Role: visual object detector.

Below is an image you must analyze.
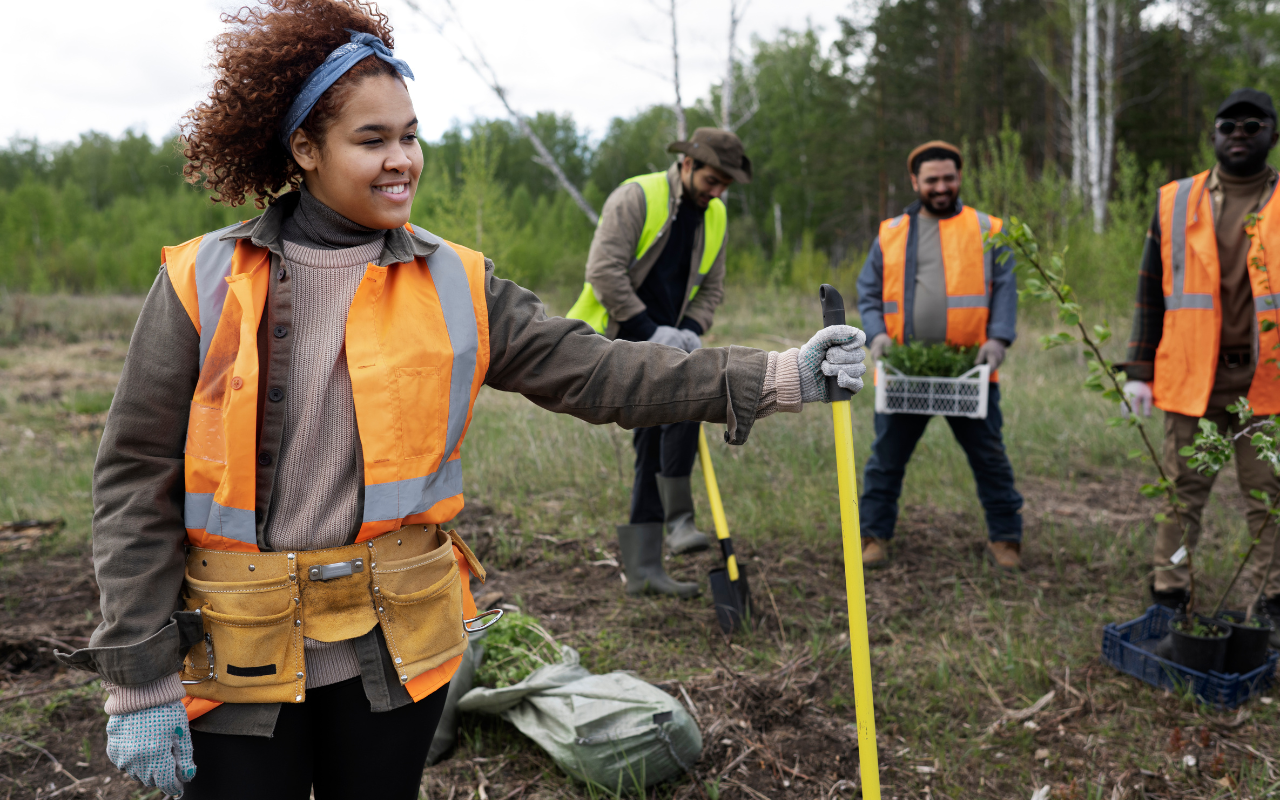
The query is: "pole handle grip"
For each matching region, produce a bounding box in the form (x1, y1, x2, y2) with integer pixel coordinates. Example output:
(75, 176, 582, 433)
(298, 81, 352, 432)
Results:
(820, 284, 852, 402)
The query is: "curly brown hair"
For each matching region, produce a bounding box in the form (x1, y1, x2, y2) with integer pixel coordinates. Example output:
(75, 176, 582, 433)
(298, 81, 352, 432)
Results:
(181, 0, 402, 208)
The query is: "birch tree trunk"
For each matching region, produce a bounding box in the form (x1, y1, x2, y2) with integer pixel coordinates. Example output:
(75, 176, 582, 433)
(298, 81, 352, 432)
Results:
(670, 0, 687, 141)
(1101, 0, 1118, 215)
(1086, 0, 1103, 232)
(1070, 0, 1084, 195)
(722, 2, 736, 130)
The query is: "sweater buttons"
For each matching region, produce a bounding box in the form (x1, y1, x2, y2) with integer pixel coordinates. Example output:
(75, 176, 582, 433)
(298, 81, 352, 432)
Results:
(268, 387, 284, 403)
(230, 376, 244, 390)
(274, 325, 288, 338)
(258, 452, 273, 466)
(278, 268, 287, 281)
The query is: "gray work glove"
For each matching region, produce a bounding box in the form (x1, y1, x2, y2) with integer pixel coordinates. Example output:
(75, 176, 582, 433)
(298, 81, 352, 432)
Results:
(1121, 380, 1153, 419)
(868, 332, 893, 363)
(975, 339, 1007, 371)
(648, 325, 687, 350)
(678, 329, 702, 352)
(799, 325, 867, 402)
(106, 701, 197, 797)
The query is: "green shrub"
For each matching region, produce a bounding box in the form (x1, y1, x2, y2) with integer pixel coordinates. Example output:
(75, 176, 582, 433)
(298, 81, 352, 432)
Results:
(473, 610, 561, 688)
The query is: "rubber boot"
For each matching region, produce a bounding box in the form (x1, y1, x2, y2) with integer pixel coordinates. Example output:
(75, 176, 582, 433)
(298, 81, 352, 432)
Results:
(617, 523, 700, 598)
(655, 474, 712, 555)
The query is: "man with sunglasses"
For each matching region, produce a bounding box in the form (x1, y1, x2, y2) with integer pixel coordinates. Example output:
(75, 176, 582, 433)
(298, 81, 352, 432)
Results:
(1120, 89, 1280, 635)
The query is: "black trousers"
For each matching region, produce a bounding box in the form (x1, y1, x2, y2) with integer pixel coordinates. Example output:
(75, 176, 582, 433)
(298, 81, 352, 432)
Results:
(630, 420, 701, 524)
(184, 678, 449, 799)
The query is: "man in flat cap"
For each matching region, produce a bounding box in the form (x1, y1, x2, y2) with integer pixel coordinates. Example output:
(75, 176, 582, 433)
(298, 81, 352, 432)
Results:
(1119, 89, 1280, 635)
(856, 141, 1023, 570)
(568, 127, 752, 598)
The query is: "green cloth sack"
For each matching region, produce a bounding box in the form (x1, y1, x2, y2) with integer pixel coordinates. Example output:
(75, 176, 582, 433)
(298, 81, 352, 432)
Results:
(457, 646, 702, 791)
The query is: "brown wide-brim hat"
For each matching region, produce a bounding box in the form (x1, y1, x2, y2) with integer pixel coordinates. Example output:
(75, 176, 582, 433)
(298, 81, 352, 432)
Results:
(668, 128, 753, 184)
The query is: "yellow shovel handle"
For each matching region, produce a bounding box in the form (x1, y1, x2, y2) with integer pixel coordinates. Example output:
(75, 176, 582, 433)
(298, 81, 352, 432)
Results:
(697, 425, 739, 582)
(832, 399, 880, 800)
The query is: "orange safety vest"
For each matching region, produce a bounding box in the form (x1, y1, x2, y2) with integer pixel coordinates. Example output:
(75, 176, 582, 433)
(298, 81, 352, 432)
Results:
(1153, 170, 1280, 417)
(877, 205, 1002, 378)
(164, 222, 490, 718)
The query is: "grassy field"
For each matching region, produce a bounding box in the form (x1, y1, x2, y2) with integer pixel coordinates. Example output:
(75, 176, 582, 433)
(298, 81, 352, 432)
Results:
(0, 286, 1276, 800)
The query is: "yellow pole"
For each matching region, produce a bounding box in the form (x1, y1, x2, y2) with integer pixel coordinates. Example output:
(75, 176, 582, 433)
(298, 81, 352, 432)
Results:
(833, 397, 881, 798)
(697, 425, 739, 582)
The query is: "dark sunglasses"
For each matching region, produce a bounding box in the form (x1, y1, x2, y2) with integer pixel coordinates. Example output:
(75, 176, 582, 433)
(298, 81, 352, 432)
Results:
(1215, 118, 1272, 136)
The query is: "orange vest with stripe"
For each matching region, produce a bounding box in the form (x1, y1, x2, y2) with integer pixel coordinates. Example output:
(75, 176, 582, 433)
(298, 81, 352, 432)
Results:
(164, 222, 490, 714)
(1153, 170, 1280, 416)
(877, 206, 1002, 378)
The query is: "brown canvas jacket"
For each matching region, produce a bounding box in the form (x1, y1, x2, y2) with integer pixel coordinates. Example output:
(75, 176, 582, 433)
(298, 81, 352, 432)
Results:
(584, 162, 728, 338)
(56, 195, 766, 734)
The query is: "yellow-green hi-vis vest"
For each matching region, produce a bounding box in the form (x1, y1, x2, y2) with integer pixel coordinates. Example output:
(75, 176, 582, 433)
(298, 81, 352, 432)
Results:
(567, 171, 727, 334)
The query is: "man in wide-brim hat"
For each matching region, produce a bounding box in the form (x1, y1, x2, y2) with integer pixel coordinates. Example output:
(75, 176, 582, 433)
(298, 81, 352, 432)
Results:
(567, 127, 752, 598)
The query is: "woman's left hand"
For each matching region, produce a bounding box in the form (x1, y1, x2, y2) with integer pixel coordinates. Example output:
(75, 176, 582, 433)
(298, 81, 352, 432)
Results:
(798, 325, 867, 402)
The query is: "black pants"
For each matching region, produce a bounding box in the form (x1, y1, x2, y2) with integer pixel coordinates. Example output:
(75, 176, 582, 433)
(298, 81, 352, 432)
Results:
(184, 678, 449, 799)
(630, 420, 701, 524)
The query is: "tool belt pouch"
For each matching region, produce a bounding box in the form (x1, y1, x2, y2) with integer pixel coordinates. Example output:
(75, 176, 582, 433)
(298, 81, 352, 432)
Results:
(371, 525, 475, 685)
(180, 557, 304, 705)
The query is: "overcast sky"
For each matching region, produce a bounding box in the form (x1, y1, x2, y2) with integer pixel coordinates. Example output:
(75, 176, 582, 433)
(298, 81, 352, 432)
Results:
(3, 0, 854, 148)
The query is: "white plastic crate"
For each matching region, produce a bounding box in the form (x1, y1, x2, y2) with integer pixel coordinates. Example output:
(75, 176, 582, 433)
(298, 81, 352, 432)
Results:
(873, 362, 990, 419)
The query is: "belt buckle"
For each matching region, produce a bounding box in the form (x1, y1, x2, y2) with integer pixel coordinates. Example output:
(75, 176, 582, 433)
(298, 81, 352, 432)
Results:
(308, 558, 364, 581)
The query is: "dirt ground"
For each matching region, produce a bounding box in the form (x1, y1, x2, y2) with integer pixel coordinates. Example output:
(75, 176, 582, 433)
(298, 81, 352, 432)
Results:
(4, 476, 1275, 800)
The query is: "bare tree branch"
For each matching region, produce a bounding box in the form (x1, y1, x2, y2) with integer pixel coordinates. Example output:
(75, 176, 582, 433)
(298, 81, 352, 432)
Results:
(668, 0, 687, 139)
(401, 0, 599, 225)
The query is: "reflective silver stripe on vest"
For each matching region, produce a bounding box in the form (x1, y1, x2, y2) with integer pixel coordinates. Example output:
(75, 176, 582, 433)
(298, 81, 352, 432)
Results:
(1256, 293, 1280, 313)
(194, 223, 242, 369)
(976, 211, 994, 291)
(946, 295, 988, 309)
(184, 492, 256, 545)
(884, 301, 899, 314)
(1166, 177, 1214, 311)
(362, 227, 479, 524)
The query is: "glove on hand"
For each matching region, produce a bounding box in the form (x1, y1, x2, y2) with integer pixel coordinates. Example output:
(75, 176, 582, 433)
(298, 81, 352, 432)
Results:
(975, 339, 1007, 371)
(868, 333, 893, 363)
(1121, 380, 1153, 419)
(798, 325, 867, 403)
(649, 325, 688, 351)
(678, 329, 702, 352)
(106, 701, 196, 798)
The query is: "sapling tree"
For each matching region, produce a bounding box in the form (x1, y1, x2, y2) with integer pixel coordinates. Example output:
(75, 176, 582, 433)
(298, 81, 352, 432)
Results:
(985, 219, 1198, 609)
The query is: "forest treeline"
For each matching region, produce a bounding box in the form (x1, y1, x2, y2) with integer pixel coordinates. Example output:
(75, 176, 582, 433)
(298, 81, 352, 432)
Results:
(2, 0, 1278, 306)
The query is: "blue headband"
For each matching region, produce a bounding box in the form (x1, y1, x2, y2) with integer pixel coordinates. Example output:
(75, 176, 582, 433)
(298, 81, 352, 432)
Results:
(280, 30, 415, 147)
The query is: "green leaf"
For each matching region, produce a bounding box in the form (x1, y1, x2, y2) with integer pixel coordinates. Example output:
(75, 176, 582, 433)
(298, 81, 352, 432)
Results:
(1139, 483, 1165, 499)
(1251, 489, 1270, 502)
(1127, 449, 1143, 459)
(1263, 319, 1278, 332)
(1153, 513, 1168, 523)
(1178, 446, 1197, 456)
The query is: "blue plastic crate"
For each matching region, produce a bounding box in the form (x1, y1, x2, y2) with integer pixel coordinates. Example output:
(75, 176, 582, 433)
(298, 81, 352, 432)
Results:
(1101, 605, 1278, 709)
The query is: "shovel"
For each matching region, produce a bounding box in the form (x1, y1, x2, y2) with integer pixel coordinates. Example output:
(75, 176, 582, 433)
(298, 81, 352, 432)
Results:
(820, 284, 881, 799)
(698, 424, 752, 633)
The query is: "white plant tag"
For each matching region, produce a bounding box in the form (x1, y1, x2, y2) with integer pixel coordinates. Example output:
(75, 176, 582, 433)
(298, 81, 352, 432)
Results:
(1170, 545, 1188, 565)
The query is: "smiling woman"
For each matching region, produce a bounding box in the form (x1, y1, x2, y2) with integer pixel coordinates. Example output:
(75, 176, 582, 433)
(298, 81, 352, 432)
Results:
(51, 1, 870, 798)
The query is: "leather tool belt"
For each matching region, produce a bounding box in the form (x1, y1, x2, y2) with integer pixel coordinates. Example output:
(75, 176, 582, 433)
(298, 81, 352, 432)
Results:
(179, 524, 485, 704)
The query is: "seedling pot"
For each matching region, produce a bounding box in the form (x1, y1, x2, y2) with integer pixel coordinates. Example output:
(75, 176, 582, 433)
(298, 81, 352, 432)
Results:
(1169, 614, 1232, 674)
(1216, 611, 1275, 675)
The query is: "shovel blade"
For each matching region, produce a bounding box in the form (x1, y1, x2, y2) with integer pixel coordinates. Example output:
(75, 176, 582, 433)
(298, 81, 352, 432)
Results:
(709, 566, 752, 634)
